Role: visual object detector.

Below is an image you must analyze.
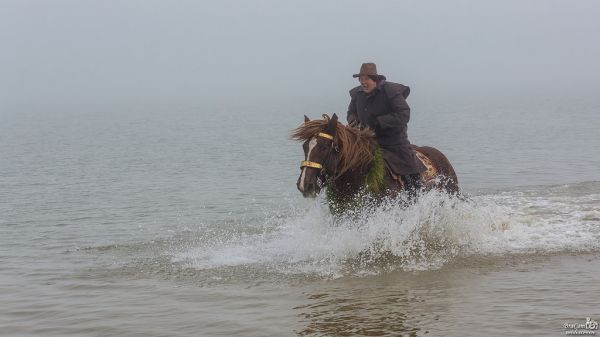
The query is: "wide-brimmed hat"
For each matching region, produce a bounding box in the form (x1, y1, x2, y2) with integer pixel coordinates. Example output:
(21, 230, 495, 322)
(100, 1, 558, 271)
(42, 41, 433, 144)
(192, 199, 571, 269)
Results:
(353, 62, 383, 78)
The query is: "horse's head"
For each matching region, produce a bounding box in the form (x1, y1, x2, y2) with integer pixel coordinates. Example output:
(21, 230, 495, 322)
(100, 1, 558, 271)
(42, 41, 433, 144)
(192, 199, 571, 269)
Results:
(295, 114, 340, 198)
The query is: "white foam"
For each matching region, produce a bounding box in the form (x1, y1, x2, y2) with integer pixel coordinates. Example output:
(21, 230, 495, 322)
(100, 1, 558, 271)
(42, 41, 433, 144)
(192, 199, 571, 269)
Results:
(173, 187, 600, 277)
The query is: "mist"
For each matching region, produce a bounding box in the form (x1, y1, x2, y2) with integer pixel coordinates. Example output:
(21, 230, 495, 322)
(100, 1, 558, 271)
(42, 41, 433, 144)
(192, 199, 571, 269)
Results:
(1, 0, 599, 113)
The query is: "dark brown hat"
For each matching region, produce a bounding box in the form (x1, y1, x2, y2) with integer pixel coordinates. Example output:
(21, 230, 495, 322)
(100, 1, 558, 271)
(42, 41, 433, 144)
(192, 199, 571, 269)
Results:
(353, 62, 381, 78)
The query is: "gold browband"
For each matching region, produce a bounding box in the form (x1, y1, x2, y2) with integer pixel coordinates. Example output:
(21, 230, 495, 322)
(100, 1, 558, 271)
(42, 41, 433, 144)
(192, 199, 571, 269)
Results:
(318, 132, 334, 140)
(300, 161, 323, 169)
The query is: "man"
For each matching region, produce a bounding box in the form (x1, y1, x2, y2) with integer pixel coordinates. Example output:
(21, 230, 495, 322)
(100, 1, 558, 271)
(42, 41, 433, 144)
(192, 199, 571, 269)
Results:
(347, 62, 425, 194)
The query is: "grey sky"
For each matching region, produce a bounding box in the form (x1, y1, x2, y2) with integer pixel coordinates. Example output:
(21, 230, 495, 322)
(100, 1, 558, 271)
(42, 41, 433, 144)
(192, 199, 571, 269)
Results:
(1, 0, 599, 111)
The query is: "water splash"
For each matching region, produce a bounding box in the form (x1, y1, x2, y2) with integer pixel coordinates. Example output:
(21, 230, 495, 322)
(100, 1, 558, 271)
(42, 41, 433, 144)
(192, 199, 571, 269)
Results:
(172, 184, 600, 277)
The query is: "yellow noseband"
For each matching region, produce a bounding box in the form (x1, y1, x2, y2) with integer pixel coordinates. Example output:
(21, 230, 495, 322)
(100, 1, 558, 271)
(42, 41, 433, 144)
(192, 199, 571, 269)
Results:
(300, 161, 323, 169)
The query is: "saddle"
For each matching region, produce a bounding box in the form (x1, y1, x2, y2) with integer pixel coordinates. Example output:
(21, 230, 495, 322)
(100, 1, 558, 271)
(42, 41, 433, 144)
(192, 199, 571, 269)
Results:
(385, 150, 438, 188)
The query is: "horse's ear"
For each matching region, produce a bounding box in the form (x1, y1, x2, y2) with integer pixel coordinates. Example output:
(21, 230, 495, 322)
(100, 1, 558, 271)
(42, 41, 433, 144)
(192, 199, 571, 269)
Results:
(304, 115, 310, 123)
(326, 113, 338, 135)
(331, 113, 338, 123)
(330, 114, 338, 129)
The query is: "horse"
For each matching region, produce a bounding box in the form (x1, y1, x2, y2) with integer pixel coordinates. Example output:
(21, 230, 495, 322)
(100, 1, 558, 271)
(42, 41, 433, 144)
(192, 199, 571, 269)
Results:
(291, 113, 459, 209)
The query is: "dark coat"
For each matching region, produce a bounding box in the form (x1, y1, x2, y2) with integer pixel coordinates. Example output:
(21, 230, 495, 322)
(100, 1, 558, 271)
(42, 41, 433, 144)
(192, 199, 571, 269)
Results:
(347, 81, 426, 176)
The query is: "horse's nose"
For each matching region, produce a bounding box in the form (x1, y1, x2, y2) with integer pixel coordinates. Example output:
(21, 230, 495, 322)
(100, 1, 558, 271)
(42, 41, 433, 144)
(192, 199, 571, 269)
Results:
(297, 177, 304, 192)
(302, 183, 317, 198)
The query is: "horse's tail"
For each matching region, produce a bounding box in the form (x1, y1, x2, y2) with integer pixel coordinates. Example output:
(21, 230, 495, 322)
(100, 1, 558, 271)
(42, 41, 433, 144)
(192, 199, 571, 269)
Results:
(415, 146, 460, 195)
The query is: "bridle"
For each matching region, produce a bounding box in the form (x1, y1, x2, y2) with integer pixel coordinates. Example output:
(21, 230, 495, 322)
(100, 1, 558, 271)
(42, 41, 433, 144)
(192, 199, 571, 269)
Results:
(300, 132, 335, 173)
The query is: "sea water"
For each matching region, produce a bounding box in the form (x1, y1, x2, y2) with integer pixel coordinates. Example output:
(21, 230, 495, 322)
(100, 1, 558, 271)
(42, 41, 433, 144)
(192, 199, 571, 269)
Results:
(1, 96, 599, 336)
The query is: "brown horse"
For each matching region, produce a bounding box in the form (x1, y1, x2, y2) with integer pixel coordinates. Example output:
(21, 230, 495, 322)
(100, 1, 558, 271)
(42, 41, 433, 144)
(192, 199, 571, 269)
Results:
(291, 114, 459, 205)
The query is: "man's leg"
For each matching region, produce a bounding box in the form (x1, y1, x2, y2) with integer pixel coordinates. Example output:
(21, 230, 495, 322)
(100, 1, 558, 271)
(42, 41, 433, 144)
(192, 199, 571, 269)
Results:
(403, 173, 422, 200)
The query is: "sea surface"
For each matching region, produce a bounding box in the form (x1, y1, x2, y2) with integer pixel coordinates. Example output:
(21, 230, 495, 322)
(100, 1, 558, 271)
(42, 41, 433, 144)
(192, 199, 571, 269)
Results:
(1, 95, 599, 336)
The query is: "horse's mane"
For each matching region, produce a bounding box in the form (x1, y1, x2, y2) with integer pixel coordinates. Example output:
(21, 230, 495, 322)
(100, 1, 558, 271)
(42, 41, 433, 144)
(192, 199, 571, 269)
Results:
(290, 118, 377, 177)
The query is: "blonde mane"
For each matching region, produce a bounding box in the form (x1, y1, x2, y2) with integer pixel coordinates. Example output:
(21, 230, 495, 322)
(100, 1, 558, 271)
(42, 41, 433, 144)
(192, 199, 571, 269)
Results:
(290, 117, 377, 177)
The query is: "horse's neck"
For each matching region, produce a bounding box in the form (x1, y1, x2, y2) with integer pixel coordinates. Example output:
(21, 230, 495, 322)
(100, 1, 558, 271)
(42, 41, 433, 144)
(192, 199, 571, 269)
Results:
(330, 156, 374, 196)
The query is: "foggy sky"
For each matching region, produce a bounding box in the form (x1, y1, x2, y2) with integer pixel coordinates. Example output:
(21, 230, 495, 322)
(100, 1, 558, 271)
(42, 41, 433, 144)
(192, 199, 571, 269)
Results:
(1, 0, 599, 111)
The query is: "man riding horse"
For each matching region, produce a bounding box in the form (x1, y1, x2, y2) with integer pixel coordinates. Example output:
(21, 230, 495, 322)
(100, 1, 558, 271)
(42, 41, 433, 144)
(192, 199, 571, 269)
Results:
(347, 62, 425, 195)
(293, 63, 458, 206)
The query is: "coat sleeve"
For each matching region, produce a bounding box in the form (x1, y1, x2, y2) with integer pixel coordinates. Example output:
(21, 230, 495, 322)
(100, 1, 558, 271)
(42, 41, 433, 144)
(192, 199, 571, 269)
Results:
(374, 84, 411, 131)
(347, 88, 359, 125)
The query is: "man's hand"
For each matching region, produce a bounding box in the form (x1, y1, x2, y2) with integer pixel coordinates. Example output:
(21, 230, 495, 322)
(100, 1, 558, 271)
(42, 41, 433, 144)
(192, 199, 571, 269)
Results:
(348, 119, 363, 129)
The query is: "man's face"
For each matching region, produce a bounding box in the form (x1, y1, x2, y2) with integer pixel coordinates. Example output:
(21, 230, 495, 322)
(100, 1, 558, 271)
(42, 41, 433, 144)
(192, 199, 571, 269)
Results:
(359, 75, 377, 94)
